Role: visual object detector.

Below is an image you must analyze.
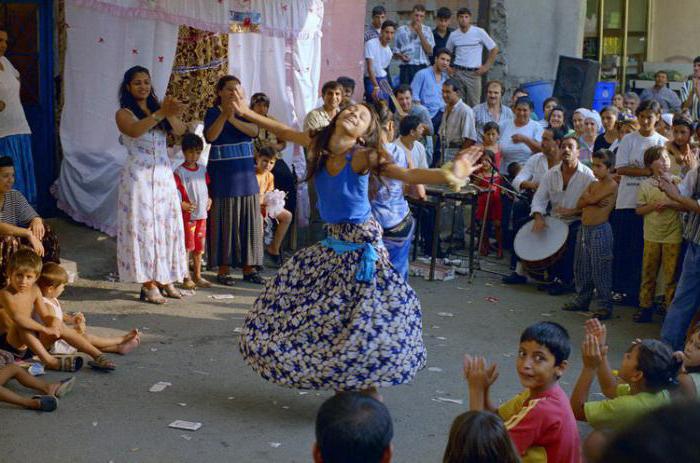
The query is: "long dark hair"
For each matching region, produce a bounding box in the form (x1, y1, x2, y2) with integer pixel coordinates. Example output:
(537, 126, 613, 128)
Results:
(305, 102, 389, 182)
(443, 411, 520, 463)
(214, 75, 241, 106)
(118, 65, 172, 132)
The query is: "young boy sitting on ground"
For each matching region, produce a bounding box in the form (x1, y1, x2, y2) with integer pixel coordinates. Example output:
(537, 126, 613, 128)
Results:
(0, 364, 74, 412)
(464, 321, 580, 463)
(255, 146, 293, 267)
(562, 149, 618, 319)
(0, 249, 116, 371)
(570, 318, 681, 461)
(38, 262, 140, 355)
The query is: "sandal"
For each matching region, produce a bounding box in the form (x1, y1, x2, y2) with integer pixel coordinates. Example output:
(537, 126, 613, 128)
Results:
(591, 307, 613, 321)
(194, 278, 212, 289)
(181, 279, 196, 290)
(633, 307, 654, 323)
(32, 395, 58, 412)
(52, 355, 84, 372)
(216, 274, 237, 286)
(159, 284, 182, 299)
(53, 377, 76, 398)
(140, 286, 166, 304)
(243, 272, 266, 285)
(88, 354, 116, 372)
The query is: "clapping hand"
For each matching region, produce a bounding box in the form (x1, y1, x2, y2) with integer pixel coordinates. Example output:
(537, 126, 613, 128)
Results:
(582, 333, 604, 370)
(464, 354, 499, 390)
(231, 83, 249, 116)
(160, 96, 184, 118)
(585, 318, 608, 356)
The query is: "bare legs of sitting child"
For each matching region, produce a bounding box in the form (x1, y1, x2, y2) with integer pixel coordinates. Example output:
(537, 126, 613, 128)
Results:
(266, 208, 292, 260)
(0, 364, 74, 411)
(84, 328, 140, 355)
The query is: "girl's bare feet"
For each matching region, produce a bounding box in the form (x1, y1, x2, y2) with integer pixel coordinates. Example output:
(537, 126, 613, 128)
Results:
(117, 330, 140, 355)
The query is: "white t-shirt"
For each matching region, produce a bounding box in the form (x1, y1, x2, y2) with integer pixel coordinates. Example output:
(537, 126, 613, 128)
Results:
(445, 26, 497, 68)
(615, 131, 667, 209)
(499, 120, 544, 174)
(395, 138, 428, 169)
(0, 56, 31, 138)
(364, 38, 392, 78)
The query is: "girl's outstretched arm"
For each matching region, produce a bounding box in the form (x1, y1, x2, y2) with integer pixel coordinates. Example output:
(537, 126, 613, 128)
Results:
(232, 86, 311, 147)
(378, 145, 483, 187)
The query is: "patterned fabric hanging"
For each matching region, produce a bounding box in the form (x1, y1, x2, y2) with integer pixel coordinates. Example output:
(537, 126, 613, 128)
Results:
(165, 26, 229, 135)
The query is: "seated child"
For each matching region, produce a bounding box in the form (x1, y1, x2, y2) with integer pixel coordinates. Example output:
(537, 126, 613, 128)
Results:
(678, 322, 700, 400)
(255, 146, 293, 267)
(0, 249, 116, 371)
(38, 263, 140, 355)
(174, 133, 212, 289)
(562, 149, 618, 319)
(570, 319, 681, 461)
(464, 321, 581, 463)
(473, 150, 503, 257)
(0, 364, 74, 412)
(442, 410, 519, 463)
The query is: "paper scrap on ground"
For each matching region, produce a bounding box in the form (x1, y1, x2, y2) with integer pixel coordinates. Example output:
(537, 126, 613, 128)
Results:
(233, 327, 243, 333)
(485, 282, 494, 287)
(427, 367, 443, 372)
(435, 336, 447, 341)
(540, 312, 553, 317)
(169, 420, 202, 431)
(209, 294, 235, 300)
(437, 312, 454, 317)
(484, 296, 500, 303)
(269, 442, 282, 448)
(149, 381, 172, 392)
(432, 397, 464, 405)
(181, 434, 192, 441)
(178, 403, 187, 407)
(180, 289, 195, 297)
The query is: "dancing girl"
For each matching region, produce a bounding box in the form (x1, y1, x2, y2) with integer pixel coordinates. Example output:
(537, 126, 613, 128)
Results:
(231, 83, 482, 396)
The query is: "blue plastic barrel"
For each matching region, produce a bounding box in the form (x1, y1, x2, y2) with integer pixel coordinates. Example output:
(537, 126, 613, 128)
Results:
(521, 80, 554, 120)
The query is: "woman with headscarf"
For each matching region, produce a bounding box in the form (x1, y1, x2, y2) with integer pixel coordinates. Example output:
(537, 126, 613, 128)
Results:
(578, 109, 601, 165)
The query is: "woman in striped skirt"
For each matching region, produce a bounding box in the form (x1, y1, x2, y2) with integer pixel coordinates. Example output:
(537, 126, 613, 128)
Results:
(204, 76, 264, 285)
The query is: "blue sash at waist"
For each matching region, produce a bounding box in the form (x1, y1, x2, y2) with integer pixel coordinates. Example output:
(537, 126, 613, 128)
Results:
(320, 237, 379, 282)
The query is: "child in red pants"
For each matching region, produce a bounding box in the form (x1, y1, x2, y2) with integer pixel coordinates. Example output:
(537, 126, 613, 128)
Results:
(474, 150, 503, 257)
(175, 133, 212, 289)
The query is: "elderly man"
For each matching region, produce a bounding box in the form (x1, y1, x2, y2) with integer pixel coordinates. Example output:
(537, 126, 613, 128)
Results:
(394, 4, 434, 86)
(623, 92, 641, 114)
(473, 80, 514, 141)
(438, 78, 477, 165)
(640, 71, 681, 113)
(445, 7, 499, 107)
(529, 135, 595, 295)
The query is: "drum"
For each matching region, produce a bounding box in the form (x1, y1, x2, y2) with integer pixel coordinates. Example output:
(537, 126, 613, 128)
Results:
(514, 216, 569, 280)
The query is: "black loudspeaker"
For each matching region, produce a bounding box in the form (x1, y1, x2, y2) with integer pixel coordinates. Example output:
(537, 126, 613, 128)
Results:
(552, 56, 600, 113)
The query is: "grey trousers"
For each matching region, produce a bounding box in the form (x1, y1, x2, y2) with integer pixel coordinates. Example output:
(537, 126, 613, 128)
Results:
(452, 68, 482, 107)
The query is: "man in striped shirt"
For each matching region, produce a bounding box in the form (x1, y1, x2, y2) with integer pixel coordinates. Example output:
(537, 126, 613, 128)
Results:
(660, 166, 700, 350)
(680, 56, 700, 121)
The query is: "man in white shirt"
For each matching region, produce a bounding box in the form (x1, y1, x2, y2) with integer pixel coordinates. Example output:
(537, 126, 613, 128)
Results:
(439, 79, 477, 166)
(529, 135, 595, 295)
(445, 7, 499, 107)
(364, 20, 396, 103)
(304, 81, 343, 133)
(394, 115, 429, 169)
(504, 127, 564, 284)
(394, 4, 435, 86)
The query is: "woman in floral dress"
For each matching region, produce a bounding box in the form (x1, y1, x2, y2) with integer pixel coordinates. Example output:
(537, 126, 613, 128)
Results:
(115, 66, 188, 304)
(232, 85, 482, 395)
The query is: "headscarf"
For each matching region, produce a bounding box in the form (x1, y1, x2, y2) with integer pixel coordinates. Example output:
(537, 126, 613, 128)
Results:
(576, 108, 602, 134)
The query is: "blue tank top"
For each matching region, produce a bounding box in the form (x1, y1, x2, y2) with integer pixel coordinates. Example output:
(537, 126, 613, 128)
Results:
(314, 148, 372, 224)
(371, 143, 410, 229)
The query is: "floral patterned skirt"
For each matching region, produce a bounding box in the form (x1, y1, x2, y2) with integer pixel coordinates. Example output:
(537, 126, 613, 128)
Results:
(239, 218, 426, 390)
